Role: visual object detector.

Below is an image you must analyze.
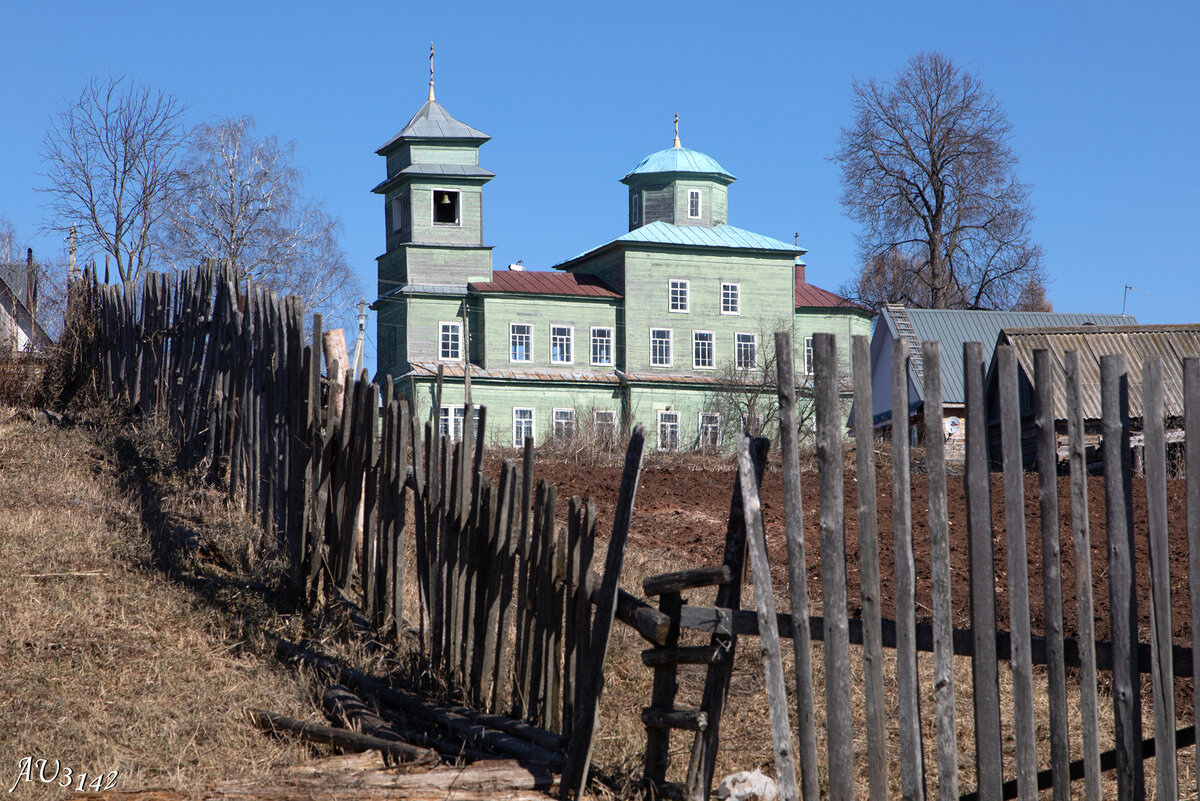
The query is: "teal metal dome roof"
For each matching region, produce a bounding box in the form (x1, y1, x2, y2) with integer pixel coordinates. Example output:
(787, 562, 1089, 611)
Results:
(621, 146, 735, 184)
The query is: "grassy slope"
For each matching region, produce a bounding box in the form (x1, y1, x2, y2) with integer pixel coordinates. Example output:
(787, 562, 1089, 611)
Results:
(0, 408, 316, 799)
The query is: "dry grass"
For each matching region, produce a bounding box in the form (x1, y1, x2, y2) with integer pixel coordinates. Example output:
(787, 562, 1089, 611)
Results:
(0, 407, 322, 799)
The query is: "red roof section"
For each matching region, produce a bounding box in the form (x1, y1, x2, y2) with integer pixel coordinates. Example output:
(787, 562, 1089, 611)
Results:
(470, 270, 621, 298)
(794, 265, 869, 310)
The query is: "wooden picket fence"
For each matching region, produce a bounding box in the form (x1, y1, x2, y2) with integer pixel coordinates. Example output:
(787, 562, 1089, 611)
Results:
(73, 261, 646, 798)
(629, 331, 1200, 801)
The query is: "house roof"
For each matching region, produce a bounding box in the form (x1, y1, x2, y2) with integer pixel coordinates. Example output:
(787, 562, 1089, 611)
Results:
(794, 266, 870, 311)
(469, 270, 621, 298)
(621, 146, 735, 184)
(376, 99, 490, 153)
(882, 306, 1136, 405)
(994, 324, 1200, 420)
(554, 221, 797, 268)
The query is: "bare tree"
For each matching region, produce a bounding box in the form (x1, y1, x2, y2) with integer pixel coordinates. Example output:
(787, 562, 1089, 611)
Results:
(41, 77, 187, 285)
(834, 53, 1047, 311)
(705, 322, 817, 450)
(158, 116, 359, 320)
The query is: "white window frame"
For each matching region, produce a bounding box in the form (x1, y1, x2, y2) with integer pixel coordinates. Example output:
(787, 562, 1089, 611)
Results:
(669, 279, 690, 313)
(510, 323, 533, 363)
(552, 408, 576, 440)
(692, 330, 715, 370)
(439, 321, 462, 361)
(512, 407, 535, 447)
(650, 328, 673, 367)
(721, 282, 740, 315)
(735, 332, 758, 369)
(657, 410, 681, 452)
(440, 404, 466, 441)
(593, 409, 617, 437)
(804, 336, 815, 376)
(699, 411, 721, 452)
(590, 326, 613, 366)
(687, 188, 701, 219)
(550, 324, 574, 365)
(631, 192, 641, 225)
(431, 187, 461, 226)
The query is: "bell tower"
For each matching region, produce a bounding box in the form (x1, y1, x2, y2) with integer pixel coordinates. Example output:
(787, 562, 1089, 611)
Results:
(374, 47, 494, 297)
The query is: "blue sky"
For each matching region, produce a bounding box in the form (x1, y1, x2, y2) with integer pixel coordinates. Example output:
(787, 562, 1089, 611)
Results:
(3, 1, 1197, 368)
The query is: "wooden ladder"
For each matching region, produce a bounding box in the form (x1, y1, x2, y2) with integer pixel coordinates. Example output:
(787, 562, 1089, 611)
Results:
(886, 303, 925, 383)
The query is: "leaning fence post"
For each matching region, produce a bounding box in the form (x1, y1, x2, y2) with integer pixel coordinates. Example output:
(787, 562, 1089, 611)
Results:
(1185, 357, 1200, 800)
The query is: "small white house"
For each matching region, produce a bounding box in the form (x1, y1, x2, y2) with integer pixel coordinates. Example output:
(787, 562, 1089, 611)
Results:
(0, 260, 52, 355)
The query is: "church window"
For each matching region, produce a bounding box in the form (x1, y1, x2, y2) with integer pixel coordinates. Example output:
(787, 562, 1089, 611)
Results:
(669, 279, 689, 312)
(510, 323, 532, 362)
(804, 336, 815, 375)
(657, 411, 680, 452)
(440, 405, 465, 441)
(433, 189, 460, 225)
(631, 193, 641, 225)
(735, 332, 757, 369)
(513, 408, 535, 447)
(553, 409, 576, 440)
(688, 189, 701, 219)
(551, 325, 574, 364)
(391, 196, 403, 232)
(721, 282, 740, 315)
(439, 321, 462, 361)
(650, 329, 672, 367)
(590, 327, 613, 366)
(593, 410, 617, 447)
(699, 412, 721, 452)
(693, 331, 714, 369)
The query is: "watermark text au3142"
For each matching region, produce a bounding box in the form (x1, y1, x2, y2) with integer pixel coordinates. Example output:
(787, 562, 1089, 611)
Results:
(8, 758, 118, 793)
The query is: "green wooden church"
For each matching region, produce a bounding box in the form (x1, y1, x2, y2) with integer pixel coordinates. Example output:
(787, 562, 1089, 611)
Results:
(373, 80, 872, 451)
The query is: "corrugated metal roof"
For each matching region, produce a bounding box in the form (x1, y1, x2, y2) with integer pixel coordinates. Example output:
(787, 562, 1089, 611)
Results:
(621, 146, 735, 183)
(376, 100, 490, 153)
(794, 265, 870, 311)
(554, 221, 796, 268)
(469, 270, 621, 298)
(882, 306, 1136, 404)
(997, 324, 1200, 420)
(374, 284, 469, 305)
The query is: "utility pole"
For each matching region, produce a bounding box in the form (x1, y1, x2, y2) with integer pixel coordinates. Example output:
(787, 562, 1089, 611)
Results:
(352, 298, 367, 379)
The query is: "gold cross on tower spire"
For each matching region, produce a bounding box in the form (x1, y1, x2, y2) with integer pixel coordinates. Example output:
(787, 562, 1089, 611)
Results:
(673, 113, 681, 149)
(428, 42, 436, 102)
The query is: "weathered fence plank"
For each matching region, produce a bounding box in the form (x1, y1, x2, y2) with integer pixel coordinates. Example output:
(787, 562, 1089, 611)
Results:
(1187, 357, 1200, 799)
(964, 341, 1002, 801)
(1065, 350, 1102, 801)
(1035, 349, 1070, 801)
(892, 338, 925, 801)
(1102, 353, 1144, 800)
(774, 331, 819, 801)
(997, 345, 1037, 801)
(1142, 355, 1177, 799)
(851, 334, 887, 801)
(922, 341, 957, 801)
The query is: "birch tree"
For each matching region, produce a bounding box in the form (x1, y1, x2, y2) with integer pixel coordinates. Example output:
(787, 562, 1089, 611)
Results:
(41, 77, 187, 284)
(834, 53, 1048, 311)
(159, 116, 358, 319)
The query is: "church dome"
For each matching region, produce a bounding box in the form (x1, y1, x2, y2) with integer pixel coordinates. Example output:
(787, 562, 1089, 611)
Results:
(621, 146, 735, 185)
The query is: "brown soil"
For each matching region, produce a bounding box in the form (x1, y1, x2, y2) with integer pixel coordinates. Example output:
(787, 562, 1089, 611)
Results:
(528, 456, 1194, 649)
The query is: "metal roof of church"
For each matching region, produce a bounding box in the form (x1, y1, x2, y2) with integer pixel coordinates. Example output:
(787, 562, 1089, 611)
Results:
(621, 146, 735, 183)
(553, 222, 797, 268)
(469, 270, 621, 298)
(376, 100, 490, 153)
